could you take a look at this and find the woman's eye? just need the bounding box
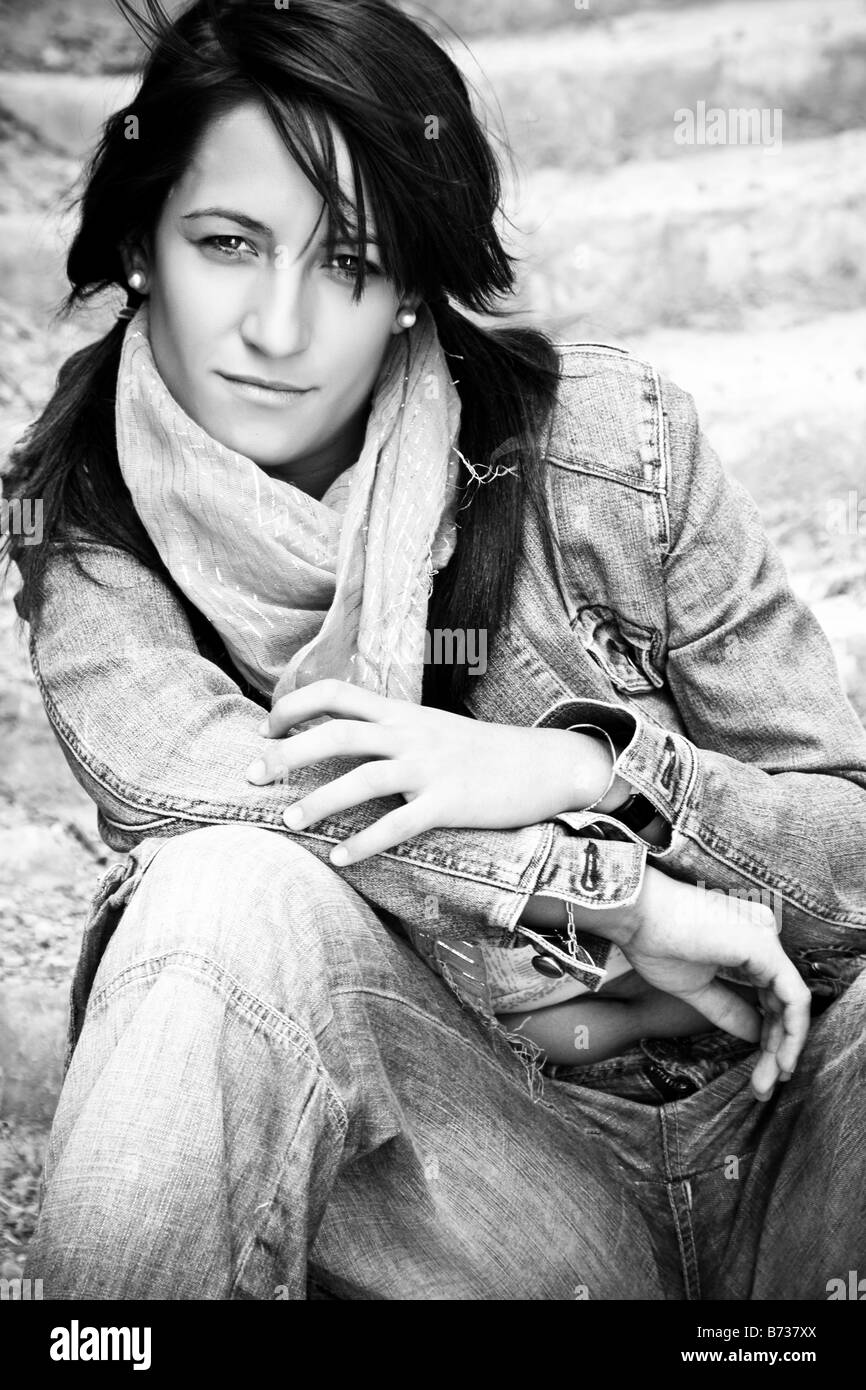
[200,235,256,259]
[329,252,381,280]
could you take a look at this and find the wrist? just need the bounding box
[556,727,631,814]
[561,726,663,828]
[518,877,647,948]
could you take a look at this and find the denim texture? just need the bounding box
[26,824,866,1300]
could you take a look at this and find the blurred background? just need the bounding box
[1,0,865,1277]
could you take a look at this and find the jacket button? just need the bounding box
[531,954,565,979]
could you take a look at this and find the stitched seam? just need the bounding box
[660,1108,700,1300]
[648,363,671,552]
[616,719,699,832]
[546,455,663,493]
[87,950,349,1135]
[671,1100,684,1180]
[665,1182,698,1301]
[671,818,866,928]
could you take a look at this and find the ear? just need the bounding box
[389,291,424,335]
[118,238,151,285]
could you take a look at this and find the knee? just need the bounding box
[113,824,347,998]
[143,823,335,901]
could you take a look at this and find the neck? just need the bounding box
[258,399,370,500]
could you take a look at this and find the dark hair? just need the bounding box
[1,0,565,712]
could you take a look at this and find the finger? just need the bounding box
[327,801,434,866]
[758,965,811,1076]
[247,720,394,783]
[281,763,407,828]
[775,991,812,1075]
[750,1047,782,1102]
[267,679,391,736]
[759,994,777,1055]
[677,980,762,1045]
[715,922,810,1071]
[763,1012,785,1056]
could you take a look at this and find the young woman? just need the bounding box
[4,0,866,1300]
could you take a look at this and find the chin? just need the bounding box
[242,441,303,470]
[204,416,287,467]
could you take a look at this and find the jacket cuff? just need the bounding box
[531,815,648,912]
[514,819,649,990]
[532,697,694,852]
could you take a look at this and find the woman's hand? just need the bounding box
[245,678,614,863]
[594,866,812,1101]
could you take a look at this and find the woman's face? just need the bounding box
[131,101,415,497]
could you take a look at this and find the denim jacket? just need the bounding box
[22,342,866,1069]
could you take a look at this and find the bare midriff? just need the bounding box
[496,970,759,1066]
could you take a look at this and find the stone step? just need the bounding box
[432,0,739,37]
[1,0,864,168]
[0,0,757,71]
[502,129,866,335]
[0,70,136,158]
[461,0,866,170]
[626,309,866,503]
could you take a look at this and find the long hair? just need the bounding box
[1,0,565,713]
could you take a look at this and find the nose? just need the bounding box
[239,257,312,359]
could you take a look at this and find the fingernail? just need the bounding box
[779,1071,793,1083]
[330,846,349,866]
[283,805,304,828]
[246,759,267,783]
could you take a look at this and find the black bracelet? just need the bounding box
[611,791,659,834]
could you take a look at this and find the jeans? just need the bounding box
[26,825,866,1300]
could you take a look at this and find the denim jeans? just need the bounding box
[26,824,866,1300]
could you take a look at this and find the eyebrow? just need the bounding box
[181,207,379,243]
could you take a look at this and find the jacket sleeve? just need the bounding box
[25,540,648,947]
[541,375,866,952]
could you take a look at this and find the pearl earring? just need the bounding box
[128,270,146,293]
[396,306,416,329]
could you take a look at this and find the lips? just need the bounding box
[219,373,312,392]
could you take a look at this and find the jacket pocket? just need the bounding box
[572,603,665,696]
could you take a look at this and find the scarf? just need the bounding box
[115,301,462,709]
